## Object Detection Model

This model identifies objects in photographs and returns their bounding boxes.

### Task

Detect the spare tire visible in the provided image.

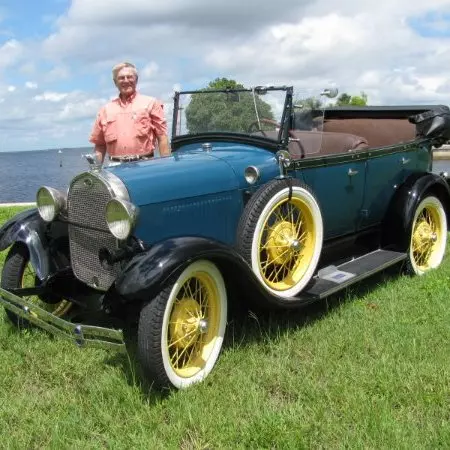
[237,178,323,298]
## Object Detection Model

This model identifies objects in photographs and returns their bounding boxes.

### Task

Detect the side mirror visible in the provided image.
[320,88,339,99]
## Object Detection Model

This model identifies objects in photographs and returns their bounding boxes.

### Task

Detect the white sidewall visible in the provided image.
[409,196,447,275]
[160,260,227,389]
[251,186,323,298]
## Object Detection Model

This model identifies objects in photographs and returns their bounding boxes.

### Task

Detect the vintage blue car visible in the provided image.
[1,85,450,390]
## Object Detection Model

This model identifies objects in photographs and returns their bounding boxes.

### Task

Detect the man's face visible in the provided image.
[115,67,137,97]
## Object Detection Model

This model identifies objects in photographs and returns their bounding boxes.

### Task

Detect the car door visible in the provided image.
[297,157,367,239]
[359,146,419,229]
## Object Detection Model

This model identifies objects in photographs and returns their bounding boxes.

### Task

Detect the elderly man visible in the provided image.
[89,62,170,163]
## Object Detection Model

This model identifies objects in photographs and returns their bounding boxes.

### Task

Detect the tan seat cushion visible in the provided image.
[323,118,416,148]
[288,130,369,159]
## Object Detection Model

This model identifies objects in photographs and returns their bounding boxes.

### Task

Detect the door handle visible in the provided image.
[348,168,359,176]
[401,157,411,165]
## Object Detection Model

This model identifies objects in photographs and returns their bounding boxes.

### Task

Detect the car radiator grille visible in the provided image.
[67,174,120,290]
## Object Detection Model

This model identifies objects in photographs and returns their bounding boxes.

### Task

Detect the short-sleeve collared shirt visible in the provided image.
[89,93,167,157]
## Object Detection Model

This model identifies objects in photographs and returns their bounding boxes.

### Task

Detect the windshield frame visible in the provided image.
[171,85,294,151]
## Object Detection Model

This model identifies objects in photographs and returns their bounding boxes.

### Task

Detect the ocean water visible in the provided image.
[0,148,450,203]
[0,148,91,203]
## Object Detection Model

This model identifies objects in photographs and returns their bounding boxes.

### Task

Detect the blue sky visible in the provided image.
[409,11,450,37]
[0,0,450,152]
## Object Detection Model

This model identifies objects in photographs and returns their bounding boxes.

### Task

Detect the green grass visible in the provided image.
[0,206,449,449]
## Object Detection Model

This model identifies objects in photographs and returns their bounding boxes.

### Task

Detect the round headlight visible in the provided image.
[105,199,139,240]
[244,166,260,185]
[36,186,67,222]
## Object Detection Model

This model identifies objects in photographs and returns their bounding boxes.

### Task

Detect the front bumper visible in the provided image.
[0,286,126,352]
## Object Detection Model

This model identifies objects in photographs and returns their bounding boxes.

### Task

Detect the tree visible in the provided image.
[336,91,368,106]
[184,78,275,134]
[293,96,323,110]
[349,92,368,106]
[336,93,352,106]
[292,96,324,130]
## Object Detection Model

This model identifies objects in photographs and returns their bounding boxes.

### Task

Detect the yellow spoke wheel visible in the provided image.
[408,196,447,275]
[237,179,323,298]
[138,260,227,389]
[258,197,315,291]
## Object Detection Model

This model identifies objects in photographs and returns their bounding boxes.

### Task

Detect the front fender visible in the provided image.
[107,236,319,313]
[0,208,50,280]
[383,172,450,249]
[111,237,248,303]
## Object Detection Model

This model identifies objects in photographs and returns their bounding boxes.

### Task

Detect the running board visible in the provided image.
[303,249,407,299]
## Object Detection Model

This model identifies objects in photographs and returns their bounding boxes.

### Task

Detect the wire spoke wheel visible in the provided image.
[237,179,323,298]
[1,243,72,328]
[138,260,227,389]
[21,262,71,316]
[408,196,447,275]
[167,270,221,378]
[258,197,315,291]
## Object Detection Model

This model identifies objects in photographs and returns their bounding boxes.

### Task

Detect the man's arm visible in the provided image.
[94,144,107,163]
[89,108,107,163]
[149,100,171,157]
[157,134,170,157]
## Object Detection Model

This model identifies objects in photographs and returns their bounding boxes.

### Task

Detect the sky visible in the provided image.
[0,0,450,152]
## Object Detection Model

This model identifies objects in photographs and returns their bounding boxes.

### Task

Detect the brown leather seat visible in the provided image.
[288,130,369,159]
[322,118,416,148]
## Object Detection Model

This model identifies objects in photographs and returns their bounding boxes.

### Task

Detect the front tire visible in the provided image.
[137,260,227,389]
[406,195,447,275]
[1,243,72,328]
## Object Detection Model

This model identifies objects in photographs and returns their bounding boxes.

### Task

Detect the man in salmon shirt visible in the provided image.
[89,62,170,164]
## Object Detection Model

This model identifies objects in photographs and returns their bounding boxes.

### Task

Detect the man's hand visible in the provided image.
[94,145,106,163]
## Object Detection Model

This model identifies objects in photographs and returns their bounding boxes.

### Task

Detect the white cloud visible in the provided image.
[7,85,15,92]
[3,0,450,151]
[140,61,159,79]
[47,65,70,81]
[0,39,24,69]
[34,91,68,102]
[19,62,36,75]
[57,96,106,121]
[38,0,450,106]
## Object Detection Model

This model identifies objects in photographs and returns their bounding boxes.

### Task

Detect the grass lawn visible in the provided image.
[0,206,449,449]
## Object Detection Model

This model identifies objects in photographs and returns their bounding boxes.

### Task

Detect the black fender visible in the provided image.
[382,172,450,249]
[0,208,69,280]
[106,236,316,313]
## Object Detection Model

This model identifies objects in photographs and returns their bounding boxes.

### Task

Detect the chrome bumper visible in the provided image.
[0,286,126,352]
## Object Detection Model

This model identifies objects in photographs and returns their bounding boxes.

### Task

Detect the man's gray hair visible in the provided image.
[112,62,138,83]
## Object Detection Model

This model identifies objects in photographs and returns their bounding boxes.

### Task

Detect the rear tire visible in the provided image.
[405,195,447,275]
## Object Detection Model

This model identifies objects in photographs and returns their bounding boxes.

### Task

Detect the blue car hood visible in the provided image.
[106,152,238,205]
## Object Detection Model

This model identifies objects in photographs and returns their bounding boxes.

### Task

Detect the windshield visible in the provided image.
[172,86,290,142]
[171,86,338,157]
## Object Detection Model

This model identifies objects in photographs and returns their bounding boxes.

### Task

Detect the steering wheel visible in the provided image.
[247,118,281,136]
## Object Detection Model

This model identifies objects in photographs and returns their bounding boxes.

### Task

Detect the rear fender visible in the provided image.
[382,172,450,249]
[0,208,50,280]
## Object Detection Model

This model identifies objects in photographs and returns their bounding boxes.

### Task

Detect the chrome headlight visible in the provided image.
[244,166,260,185]
[105,198,139,240]
[36,186,67,222]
